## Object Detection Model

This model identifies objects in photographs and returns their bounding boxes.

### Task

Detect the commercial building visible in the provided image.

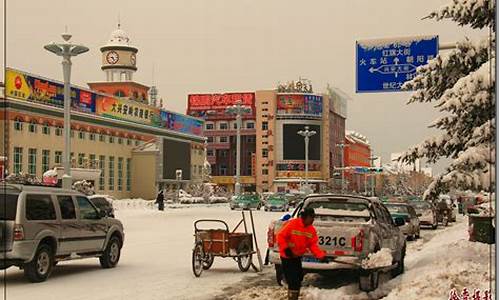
[188,79,348,194]
[344,131,372,193]
[1,26,205,199]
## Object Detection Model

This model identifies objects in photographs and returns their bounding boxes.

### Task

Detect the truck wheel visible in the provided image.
[24,244,54,283]
[359,270,379,292]
[100,236,121,268]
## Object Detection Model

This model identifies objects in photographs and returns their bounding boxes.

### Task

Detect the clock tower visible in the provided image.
[100,23,138,82]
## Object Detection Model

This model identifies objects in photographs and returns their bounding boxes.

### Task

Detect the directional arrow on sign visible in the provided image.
[369,63,417,78]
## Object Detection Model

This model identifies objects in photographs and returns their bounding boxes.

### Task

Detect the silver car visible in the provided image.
[0,184,124,282]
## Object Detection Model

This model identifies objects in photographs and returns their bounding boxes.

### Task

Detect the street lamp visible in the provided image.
[44,32,89,189]
[297,126,316,192]
[225,100,251,196]
[369,155,379,196]
[336,143,348,194]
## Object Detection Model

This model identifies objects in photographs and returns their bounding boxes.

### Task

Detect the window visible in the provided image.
[89,154,96,168]
[57,196,76,219]
[99,155,105,190]
[262,168,268,175]
[78,153,85,167]
[70,130,75,138]
[220,150,228,158]
[220,136,228,143]
[42,150,50,173]
[108,156,115,190]
[42,123,50,135]
[28,121,37,133]
[26,194,56,220]
[207,149,214,157]
[55,151,62,165]
[126,158,131,191]
[206,123,214,130]
[262,149,268,158]
[198,166,202,174]
[127,139,132,146]
[207,136,214,143]
[262,122,268,130]
[14,118,23,131]
[99,134,105,142]
[13,147,23,174]
[233,122,238,129]
[89,132,96,141]
[118,138,123,145]
[219,122,228,130]
[262,108,269,112]
[114,90,126,97]
[135,140,140,146]
[109,136,115,144]
[28,148,37,175]
[246,136,256,143]
[117,157,124,191]
[76,196,99,220]
[219,165,227,176]
[55,126,63,136]
[78,130,85,140]
[246,122,255,129]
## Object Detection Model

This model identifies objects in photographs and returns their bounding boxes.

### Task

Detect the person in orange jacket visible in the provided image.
[277,207,326,300]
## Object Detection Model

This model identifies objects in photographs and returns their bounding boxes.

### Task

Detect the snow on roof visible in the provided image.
[346,130,370,146]
[357,35,437,50]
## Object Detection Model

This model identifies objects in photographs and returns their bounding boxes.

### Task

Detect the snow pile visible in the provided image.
[111,198,155,210]
[361,248,393,269]
[470,201,496,216]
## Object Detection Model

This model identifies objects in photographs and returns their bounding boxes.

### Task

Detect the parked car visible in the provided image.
[409,201,437,229]
[384,202,420,240]
[0,183,124,282]
[264,194,289,212]
[230,194,262,210]
[88,195,115,218]
[267,194,406,292]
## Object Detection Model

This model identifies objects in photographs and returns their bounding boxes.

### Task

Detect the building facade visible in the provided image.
[1,26,205,199]
[344,131,371,193]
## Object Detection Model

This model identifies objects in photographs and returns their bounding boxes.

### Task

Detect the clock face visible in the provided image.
[106,51,119,64]
[130,53,136,66]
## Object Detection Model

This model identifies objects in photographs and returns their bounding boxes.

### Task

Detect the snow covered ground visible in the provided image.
[223,214,495,300]
[1,203,284,300]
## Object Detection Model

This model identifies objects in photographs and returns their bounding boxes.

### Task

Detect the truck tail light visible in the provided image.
[267,225,275,247]
[13,224,24,241]
[351,229,364,252]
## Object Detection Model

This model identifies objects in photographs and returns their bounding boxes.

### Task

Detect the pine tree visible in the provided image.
[400,0,495,199]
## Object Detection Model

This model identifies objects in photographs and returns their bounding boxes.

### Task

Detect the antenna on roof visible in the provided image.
[118,13,121,29]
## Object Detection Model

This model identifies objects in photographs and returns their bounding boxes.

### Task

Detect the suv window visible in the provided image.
[77,196,99,220]
[26,194,56,220]
[0,194,19,220]
[374,203,393,224]
[58,196,76,219]
[379,203,395,225]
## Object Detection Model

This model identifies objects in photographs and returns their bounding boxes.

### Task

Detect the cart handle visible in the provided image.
[194,219,230,232]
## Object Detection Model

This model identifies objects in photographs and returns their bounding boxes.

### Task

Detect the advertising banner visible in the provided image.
[188,93,255,111]
[5,68,96,113]
[276,171,322,178]
[96,95,158,126]
[277,94,304,110]
[304,95,323,115]
[160,110,203,136]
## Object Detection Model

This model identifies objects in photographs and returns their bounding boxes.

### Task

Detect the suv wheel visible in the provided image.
[359,270,379,292]
[24,244,54,283]
[100,236,121,268]
[391,246,405,277]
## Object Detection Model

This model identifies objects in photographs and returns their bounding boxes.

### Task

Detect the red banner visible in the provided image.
[188,93,255,110]
[277,94,304,110]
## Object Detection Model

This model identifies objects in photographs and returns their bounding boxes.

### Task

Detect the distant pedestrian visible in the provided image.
[155,190,165,211]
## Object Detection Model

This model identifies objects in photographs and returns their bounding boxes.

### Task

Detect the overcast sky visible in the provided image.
[1,0,484,172]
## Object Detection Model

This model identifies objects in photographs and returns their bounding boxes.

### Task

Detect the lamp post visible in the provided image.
[297,126,316,192]
[336,143,347,194]
[369,155,379,196]
[225,100,251,196]
[44,32,88,189]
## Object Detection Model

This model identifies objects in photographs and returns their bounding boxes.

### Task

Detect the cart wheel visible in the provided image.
[202,254,214,270]
[237,240,252,272]
[192,243,204,277]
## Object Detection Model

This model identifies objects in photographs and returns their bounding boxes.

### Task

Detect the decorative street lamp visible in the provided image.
[297,126,317,192]
[44,31,89,189]
[225,100,251,196]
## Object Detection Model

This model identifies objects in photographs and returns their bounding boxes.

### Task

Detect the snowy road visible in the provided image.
[1,205,493,300]
[2,204,284,300]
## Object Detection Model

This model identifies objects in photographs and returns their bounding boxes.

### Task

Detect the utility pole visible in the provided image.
[369,155,378,196]
[44,31,88,189]
[336,143,347,194]
[297,126,317,192]
[226,101,251,196]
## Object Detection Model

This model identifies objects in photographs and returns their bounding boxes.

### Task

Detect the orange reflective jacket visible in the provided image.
[277,218,325,259]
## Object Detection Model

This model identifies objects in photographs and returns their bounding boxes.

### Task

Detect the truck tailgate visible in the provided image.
[311,221,370,257]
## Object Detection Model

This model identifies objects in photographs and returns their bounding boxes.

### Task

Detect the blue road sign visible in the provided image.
[356,36,439,93]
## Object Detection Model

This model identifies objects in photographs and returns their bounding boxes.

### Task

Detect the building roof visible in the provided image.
[102,24,137,49]
[346,130,370,146]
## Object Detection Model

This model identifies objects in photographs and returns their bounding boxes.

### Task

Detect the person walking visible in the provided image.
[277,207,326,300]
[155,189,165,211]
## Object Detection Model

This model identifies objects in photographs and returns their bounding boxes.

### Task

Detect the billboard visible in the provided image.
[96,95,160,126]
[188,93,255,111]
[282,124,321,160]
[163,139,191,180]
[277,94,322,116]
[160,111,203,136]
[5,68,96,113]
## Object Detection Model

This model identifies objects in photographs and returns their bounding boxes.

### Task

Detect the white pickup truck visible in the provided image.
[266,194,407,291]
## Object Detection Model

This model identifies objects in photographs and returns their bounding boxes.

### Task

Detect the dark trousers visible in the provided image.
[281,257,303,290]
